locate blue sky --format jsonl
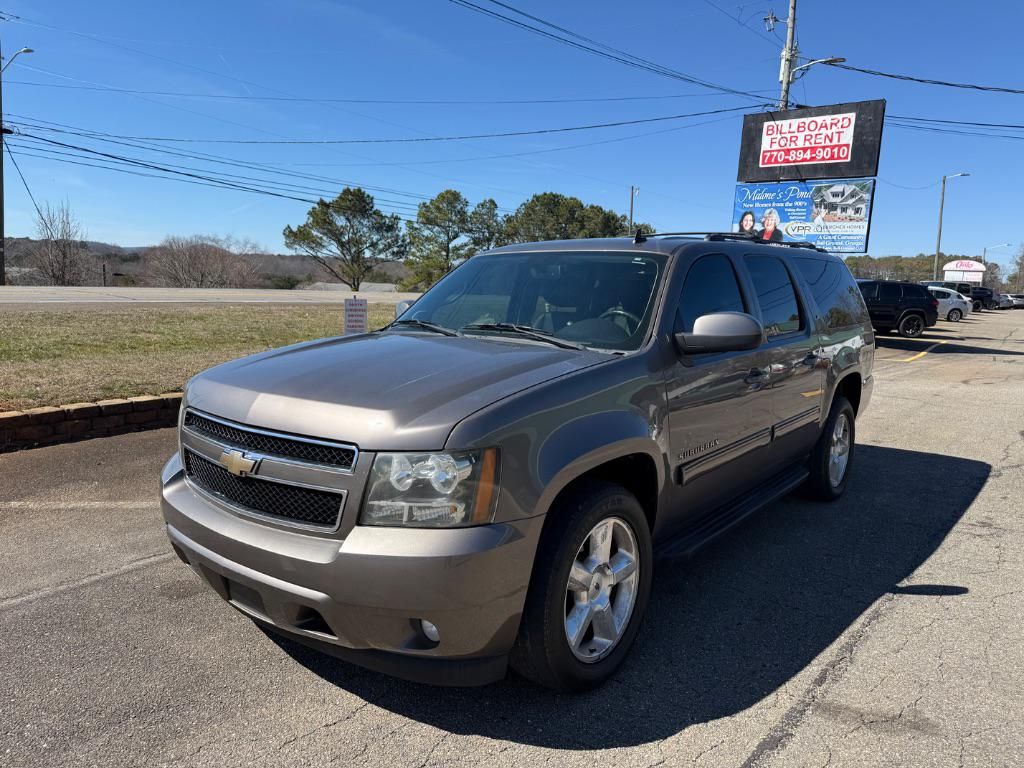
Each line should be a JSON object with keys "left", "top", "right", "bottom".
{"left": 2, "top": 0, "right": 1022, "bottom": 269}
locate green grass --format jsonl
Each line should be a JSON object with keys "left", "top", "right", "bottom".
{"left": 0, "top": 303, "right": 394, "bottom": 411}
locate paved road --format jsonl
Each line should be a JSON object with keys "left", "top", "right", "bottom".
{"left": 2, "top": 311, "right": 1023, "bottom": 767}
{"left": 0, "top": 286, "right": 419, "bottom": 305}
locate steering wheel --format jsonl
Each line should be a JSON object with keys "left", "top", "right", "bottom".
{"left": 599, "top": 308, "right": 642, "bottom": 334}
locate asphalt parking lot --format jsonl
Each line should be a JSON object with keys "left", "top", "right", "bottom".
{"left": 2, "top": 310, "right": 1022, "bottom": 768}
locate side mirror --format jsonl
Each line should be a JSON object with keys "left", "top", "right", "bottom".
{"left": 674, "top": 311, "right": 765, "bottom": 354}
{"left": 394, "top": 299, "right": 415, "bottom": 319}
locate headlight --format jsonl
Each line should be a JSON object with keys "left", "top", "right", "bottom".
{"left": 360, "top": 448, "right": 499, "bottom": 528}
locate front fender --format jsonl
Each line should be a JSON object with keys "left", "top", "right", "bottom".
{"left": 533, "top": 411, "right": 664, "bottom": 516}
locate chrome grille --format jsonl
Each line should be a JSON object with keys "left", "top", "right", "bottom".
{"left": 183, "top": 411, "right": 355, "bottom": 470}
{"left": 183, "top": 450, "right": 343, "bottom": 528}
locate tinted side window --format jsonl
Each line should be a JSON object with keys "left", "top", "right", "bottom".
{"left": 676, "top": 254, "right": 745, "bottom": 333}
{"left": 795, "top": 256, "right": 867, "bottom": 330}
{"left": 931, "top": 289, "right": 949, "bottom": 299}
{"left": 903, "top": 284, "right": 929, "bottom": 299}
{"left": 858, "top": 281, "right": 877, "bottom": 299}
{"left": 744, "top": 254, "right": 802, "bottom": 337}
{"left": 878, "top": 283, "right": 901, "bottom": 301}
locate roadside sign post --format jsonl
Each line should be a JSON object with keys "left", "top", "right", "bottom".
{"left": 344, "top": 296, "right": 368, "bottom": 335}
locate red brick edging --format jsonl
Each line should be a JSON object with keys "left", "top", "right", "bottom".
{"left": 0, "top": 394, "right": 182, "bottom": 452}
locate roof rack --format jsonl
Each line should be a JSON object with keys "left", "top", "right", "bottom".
{"left": 633, "top": 230, "right": 827, "bottom": 253}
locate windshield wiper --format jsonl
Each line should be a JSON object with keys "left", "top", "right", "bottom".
{"left": 388, "top": 319, "right": 460, "bottom": 337}
{"left": 462, "top": 322, "right": 583, "bottom": 350}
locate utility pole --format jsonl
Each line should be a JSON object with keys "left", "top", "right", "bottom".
{"left": 0, "top": 39, "right": 34, "bottom": 286}
{"left": 933, "top": 172, "right": 970, "bottom": 280}
{"left": 628, "top": 186, "right": 638, "bottom": 231}
{"left": 1, "top": 37, "right": 7, "bottom": 286}
{"left": 777, "top": 0, "right": 798, "bottom": 110}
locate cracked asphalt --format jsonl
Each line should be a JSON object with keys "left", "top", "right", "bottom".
{"left": 2, "top": 310, "right": 1022, "bottom": 767}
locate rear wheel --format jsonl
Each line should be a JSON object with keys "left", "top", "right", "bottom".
{"left": 898, "top": 313, "right": 925, "bottom": 338}
{"left": 947, "top": 308, "right": 962, "bottom": 322}
{"left": 804, "top": 396, "right": 856, "bottom": 501}
{"left": 511, "top": 481, "right": 652, "bottom": 691}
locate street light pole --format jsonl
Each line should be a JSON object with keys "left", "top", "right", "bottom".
{"left": 0, "top": 42, "right": 34, "bottom": 286}
{"left": 933, "top": 172, "right": 970, "bottom": 280}
{"left": 980, "top": 242, "right": 1011, "bottom": 265}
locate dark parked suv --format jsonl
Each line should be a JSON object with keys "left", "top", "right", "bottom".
{"left": 161, "top": 233, "right": 874, "bottom": 691}
{"left": 857, "top": 280, "right": 938, "bottom": 337}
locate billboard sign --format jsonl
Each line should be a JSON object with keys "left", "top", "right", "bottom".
{"left": 942, "top": 260, "right": 986, "bottom": 284}
{"left": 732, "top": 177, "right": 876, "bottom": 253}
{"left": 737, "top": 100, "right": 885, "bottom": 182}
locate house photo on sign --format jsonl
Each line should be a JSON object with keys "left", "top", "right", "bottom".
{"left": 733, "top": 178, "right": 875, "bottom": 253}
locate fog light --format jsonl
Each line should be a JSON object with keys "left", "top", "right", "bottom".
{"left": 420, "top": 619, "right": 440, "bottom": 643}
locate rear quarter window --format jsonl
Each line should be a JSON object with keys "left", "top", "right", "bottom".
{"left": 795, "top": 257, "right": 869, "bottom": 330}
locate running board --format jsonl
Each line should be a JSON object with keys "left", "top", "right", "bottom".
{"left": 655, "top": 464, "right": 810, "bottom": 561}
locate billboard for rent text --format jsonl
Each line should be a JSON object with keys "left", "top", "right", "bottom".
{"left": 737, "top": 100, "right": 885, "bottom": 182}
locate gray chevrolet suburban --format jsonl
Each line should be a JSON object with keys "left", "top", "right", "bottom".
{"left": 161, "top": 232, "right": 874, "bottom": 691}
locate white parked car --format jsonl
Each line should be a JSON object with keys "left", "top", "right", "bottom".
{"left": 1009, "top": 294, "right": 1024, "bottom": 309}
{"left": 928, "top": 287, "right": 970, "bottom": 322}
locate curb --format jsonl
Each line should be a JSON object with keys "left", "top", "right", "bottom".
{"left": 0, "top": 394, "right": 182, "bottom": 453}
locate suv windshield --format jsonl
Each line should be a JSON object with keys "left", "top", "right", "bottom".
{"left": 393, "top": 251, "right": 666, "bottom": 351}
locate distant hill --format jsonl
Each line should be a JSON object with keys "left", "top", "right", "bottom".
{"left": 3, "top": 236, "right": 410, "bottom": 288}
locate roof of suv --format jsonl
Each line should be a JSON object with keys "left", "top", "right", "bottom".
{"left": 485, "top": 233, "right": 836, "bottom": 259}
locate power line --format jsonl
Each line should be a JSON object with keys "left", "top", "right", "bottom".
{"left": 447, "top": 0, "right": 769, "bottom": 102}
{"left": 6, "top": 105, "right": 759, "bottom": 145}
{"left": 3, "top": 77, "right": 774, "bottom": 105}
{"left": 829, "top": 62, "right": 1024, "bottom": 96}
{"left": 4, "top": 114, "right": 517, "bottom": 209}
{"left": 6, "top": 145, "right": 420, "bottom": 223}
{"left": 3, "top": 140, "right": 45, "bottom": 220}
{"left": 887, "top": 115, "right": 1024, "bottom": 131}
{"left": 696, "top": 0, "right": 780, "bottom": 47}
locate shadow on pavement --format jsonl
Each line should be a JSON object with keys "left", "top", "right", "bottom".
{"left": 269, "top": 445, "right": 988, "bottom": 750}
{"left": 875, "top": 338, "right": 1024, "bottom": 357}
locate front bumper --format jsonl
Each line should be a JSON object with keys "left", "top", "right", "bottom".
{"left": 161, "top": 453, "right": 544, "bottom": 686}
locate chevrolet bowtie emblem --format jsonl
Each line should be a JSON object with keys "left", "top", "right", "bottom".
{"left": 218, "top": 449, "right": 258, "bottom": 477}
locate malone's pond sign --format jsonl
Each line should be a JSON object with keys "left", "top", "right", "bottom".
{"left": 733, "top": 178, "right": 875, "bottom": 253}
{"left": 737, "top": 100, "right": 886, "bottom": 183}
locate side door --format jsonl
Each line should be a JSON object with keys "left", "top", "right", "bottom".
{"left": 931, "top": 289, "right": 951, "bottom": 316}
{"left": 870, "top": 281, "right": 901, "bottom": 327}
{"left": 665, "top": 253, "right": 774, "bottom": 529}
{"left": 741, "top": 253, "right": 823, "bottom": 467}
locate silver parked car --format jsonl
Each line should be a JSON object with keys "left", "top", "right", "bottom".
{"left": 1009, "top": 294, "right": 1024, "bottom": 309}
{"left": 927, "top": 287, "right": 970, "bottom": 322}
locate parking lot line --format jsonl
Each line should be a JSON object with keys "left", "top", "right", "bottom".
{"left": 899, "top": 340, "right": 950, "bottom": 362}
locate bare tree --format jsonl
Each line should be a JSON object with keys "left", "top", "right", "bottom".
{"left": 29, "top": 201, "right": 88, "bottom": 286}
{"left": 145, "top": 235, "right": 261, "bottom": 288}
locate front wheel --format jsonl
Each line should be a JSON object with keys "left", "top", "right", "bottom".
{"left": 947, "top": 308, "right": 962, "bottom": 322}
{"left": 898, "top": 313, "right": 925, "bottom": 338}
{"left": 511, "top": 482, "right": 652, "bottom": 691}
{"left": 803, "top": 396, "right": 856, "bottom": 501}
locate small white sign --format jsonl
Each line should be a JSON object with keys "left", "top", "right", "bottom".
{"left": 344, "top": 296, "right": 369, "bottom": 335}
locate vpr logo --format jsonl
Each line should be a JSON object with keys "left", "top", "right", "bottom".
{"left": 784, "top": 222, "right": 814, "bottom": 239}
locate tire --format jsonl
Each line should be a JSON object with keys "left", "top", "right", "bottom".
{"left": 947, "top": 308, "right": 962, "bottom": 322}
{"left": 510, "top": 481, "right": 653, "bottom": 692}
{"left": 973, "top": 301, "right": 982, "bottom": 312}
{"left": 898, "top": 313, "right": 925, "bottom": 338}
{"left": 803, "top": 396, "right": 856, "bottom": 501}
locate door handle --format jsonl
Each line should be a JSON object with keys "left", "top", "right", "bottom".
{"left": 745, "top": 367, "right": 770, "bottom": 385}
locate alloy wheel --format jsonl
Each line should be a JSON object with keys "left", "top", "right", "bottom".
{"left": 828, "top": 413, "right": 851, "bottom": 487}
{"left": 564, "top": 517, "right": 640, "bottom": 663}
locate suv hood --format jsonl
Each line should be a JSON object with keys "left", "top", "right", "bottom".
{"left": 186, "top": 332, "right": 607, "bottom": 450}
